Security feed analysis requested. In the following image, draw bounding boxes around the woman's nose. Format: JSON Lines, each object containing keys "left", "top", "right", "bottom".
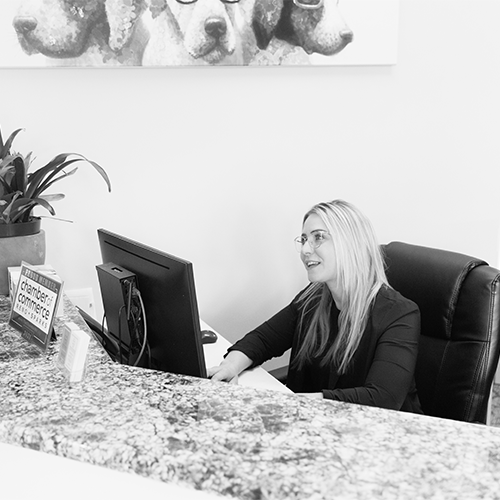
{"left": 301, "top": 239, "right": 313, "bottom": 255}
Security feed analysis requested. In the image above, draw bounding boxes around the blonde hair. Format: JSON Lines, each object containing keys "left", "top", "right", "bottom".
{"left": 293, "top": 200, "right": 388, "bottom": 374}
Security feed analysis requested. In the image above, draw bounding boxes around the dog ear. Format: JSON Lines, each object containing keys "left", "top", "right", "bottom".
{"left": 105, "top": 0, "right": 147, "bottom": 51}
{"left": 252, "top": 0, "right": 284, "bottom": 50}
{"left": 149, "top": 0, "right": 168, "bottom": 19}
{"left": 274, "top": 0, "right": 297, "bottom": 46}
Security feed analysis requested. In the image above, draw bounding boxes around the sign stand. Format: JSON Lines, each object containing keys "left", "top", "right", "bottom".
{"left": 9, "top": 262, "right": 63, "bottom": 352}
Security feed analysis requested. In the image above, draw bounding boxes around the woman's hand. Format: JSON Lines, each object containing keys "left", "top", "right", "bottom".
{"left": 207, "top": 350, "right": 253, "bottom": 383}
{"left": 207, "top": 363, "right": 240, "bottom": 383}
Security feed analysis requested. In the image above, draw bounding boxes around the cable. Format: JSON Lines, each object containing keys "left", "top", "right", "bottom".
{"left": 133, "top": 289, "right": 148, "bottom": 367}
{"left": 126, "top": 280, "right": 133, "bottom": 321}
{"left": 117, "top": 305, "right": 126, "bottom": 364}
{"left": 101, "top": 312, "right": 106, "bottom": 338}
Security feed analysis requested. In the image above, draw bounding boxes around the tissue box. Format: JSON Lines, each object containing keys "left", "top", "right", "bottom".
{"left": 56, "top": 322, "right": 91, "bottom": 383}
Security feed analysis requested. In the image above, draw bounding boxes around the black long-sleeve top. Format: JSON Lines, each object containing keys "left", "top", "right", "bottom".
{"left": 229, "top": 284, "right": 422, "bottom": 413}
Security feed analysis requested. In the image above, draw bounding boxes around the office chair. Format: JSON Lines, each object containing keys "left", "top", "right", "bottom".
{"left": 269, "top": 242, "right": 500, "bottom": 424}
{"left": 384, "top": 241, "right": 500, "bottom": 424}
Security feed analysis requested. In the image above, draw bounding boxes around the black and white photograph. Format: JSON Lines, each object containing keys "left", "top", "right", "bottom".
{"left": 1, "top": 1, "right": 500, "bottom": 499}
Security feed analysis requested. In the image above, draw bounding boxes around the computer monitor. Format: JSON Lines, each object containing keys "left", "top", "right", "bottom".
{"left": 97, "top": 228, "right": 207, "bottom": 378}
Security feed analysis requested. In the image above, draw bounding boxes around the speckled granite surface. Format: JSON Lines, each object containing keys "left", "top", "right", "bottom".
{"left": 490, "top": 383, "right": 500, "bottom": 427}
{"left": 2, "top": 296, "right": 500, "bottom": 500}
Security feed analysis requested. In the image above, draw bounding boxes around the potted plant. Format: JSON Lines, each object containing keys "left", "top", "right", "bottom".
{"left": 0, "top": 126, "right": 111, "bottom": 294}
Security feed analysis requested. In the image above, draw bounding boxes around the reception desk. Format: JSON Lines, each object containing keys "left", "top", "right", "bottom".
{"left": 2, "top": 296, "right": 500, "bottom": 499}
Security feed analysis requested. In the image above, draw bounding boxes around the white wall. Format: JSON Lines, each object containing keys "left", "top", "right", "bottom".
{"left": 2, "top": 0, "right": 499, "bottom": 370}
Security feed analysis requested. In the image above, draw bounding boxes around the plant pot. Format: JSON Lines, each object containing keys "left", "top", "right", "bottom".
{"left": 0, "top": 228, "right": 46, "bottom": 296}
{"left": 0, "top": 217, "right": 42, "bottom": 238}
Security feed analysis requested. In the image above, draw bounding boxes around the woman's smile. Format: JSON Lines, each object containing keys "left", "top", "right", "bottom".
{"left": 304, "top": 259, "right": 321, "bottom": 270}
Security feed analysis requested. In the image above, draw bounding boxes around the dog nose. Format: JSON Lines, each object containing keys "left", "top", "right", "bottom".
{"left": 13, "top": 16, "right": 38, "bottom": 34}
{"left": 205, "top": 17, "right": 226, "bottom": 39}
{"left": 341, "top": 30, "right": 354, "bottom": 44}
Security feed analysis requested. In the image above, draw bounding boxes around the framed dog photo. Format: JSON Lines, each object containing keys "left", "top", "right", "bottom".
{"left": 0, "top": 0, "right": 399, "bottom": 68}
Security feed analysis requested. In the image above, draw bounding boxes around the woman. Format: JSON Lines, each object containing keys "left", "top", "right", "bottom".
{"left": 208, "top": 200, "right": 422, "bottom": 413}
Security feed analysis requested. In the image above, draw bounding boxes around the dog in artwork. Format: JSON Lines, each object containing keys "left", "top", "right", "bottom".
{"left": 12, "top": 0, "right": 150, "bottom": 66}
{"left": 252, "top": 0, "right": 353, "bottom": 61}
{"left": 275, "top": 0, "right": 353, "bottom": 56}
{"left": 143, "top": 0, "right": 261, "bottom": 65}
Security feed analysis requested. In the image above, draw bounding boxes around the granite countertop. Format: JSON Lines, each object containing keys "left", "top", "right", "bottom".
{"left": 2, "top": 296, "right": 500, "bottom": 500}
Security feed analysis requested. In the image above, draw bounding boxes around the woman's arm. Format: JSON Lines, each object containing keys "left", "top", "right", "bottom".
{"left": 208, "top": 295, "right": 301, "bottom": 383}
{"left": 225, "top": 299, "right": 300, "bottom": 368}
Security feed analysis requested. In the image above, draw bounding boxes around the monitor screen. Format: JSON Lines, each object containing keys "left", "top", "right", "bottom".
{"left": 97, "top": 228, "right": 207, "bottom": 378}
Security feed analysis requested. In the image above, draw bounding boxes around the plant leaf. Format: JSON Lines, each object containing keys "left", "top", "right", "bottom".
{"left": 1, "top": 192, "right": 22, "bottom": 223}
{"left": 86, "top": 158, "right": 112, "bottom": 192}
{"left": 0, "top": 178, "right": 10, "bottom": 198}
{"left": 24, "top": 153, "right": 74, "bottom": 190}
{"left": 26, "top": 157, "right": 81, "bottom": 199}
{"left": 0, "top": 166, "right": 14, "bottom": 192}
{"left": 24, "top": 152, "right": 33, "bottom": 172}
{"left": 33, "top": 167, "right": 79, "bottom": 196}
{"left": 0, "top": 179, "right": 7, "bottom": 196}
{"left": 39, "top": 193, "right": 65, "bottom": 202}
{"left": 9, "top": 196, "right": 56, "bottom": 223}
{"left": 4, "top": 148, "right": 110, "bottom": 223}
{"left": 1, "top": 154, "right": 25, "bottom": 194}
{"left": 11, "top": 156, "right": 26, "bottom": 193}
{"left": 23, "top": 197, "right": 57, "bottom": 219}
{"left": 39, "top": 215, "right": 74, "bottom": 223}
{"left": 30, "top": 153, "right": 111, "bottom": 195}
{"left": 0, "top": 154, "right": 18, "bottom": 169}
{"left": 0, "top": 128, "right": 24, "bottom": 160}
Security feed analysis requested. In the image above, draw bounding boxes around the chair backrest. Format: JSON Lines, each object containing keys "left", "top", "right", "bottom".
{"left": 383, "top": 241, "right": 500, "bottom": 423}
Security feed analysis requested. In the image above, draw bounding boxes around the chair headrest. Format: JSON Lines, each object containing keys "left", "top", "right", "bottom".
{"left": 383, "top": 241, "right": 487, "bottom": 339}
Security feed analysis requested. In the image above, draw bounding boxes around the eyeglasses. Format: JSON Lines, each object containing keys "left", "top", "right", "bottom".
{"left": 294, "top": 231, "right": 330, "bottom": 252}
{"left": 176, "top": 0, "right": 240, "bottom": 4}
{"left": 292, "top": 0, "right": 325, "bottom": 10}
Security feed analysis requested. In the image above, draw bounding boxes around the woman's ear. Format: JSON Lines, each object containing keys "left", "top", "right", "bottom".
{"left": 252, "top": 0, "right": 285, "bottom": 49}
{"left": 105, "top": 0, "right": 147, "bottom": 51}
